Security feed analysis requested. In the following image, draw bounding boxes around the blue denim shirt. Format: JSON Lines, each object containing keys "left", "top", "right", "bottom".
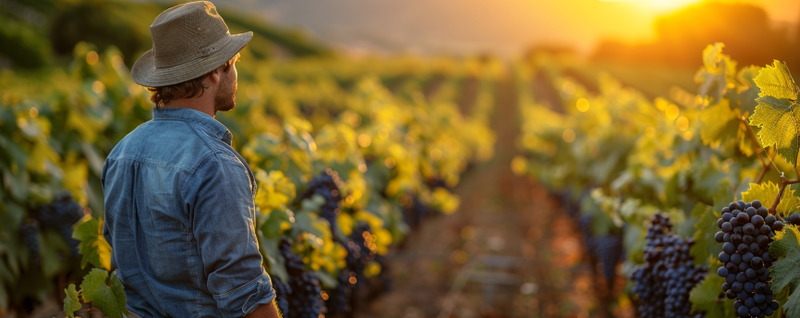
{"left": 101, "top": 107, "right": 274, "bottom": 318}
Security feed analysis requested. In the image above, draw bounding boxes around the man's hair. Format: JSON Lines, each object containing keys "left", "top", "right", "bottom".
{"left": 148, "top": 54, "right": 240, "bottom": 108}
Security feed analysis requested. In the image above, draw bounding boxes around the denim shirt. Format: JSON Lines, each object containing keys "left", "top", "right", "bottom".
{"left": 101, "top": 107, "right": 274, "bottom": 318}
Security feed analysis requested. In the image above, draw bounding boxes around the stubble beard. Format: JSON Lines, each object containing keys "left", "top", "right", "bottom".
{"left": 214, "top": 74, "right": 236, "bottom": 113}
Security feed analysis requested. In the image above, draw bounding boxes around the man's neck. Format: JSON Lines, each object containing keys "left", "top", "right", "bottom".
{"left": 162, "top": 97, "right": 216, "bottom": 118}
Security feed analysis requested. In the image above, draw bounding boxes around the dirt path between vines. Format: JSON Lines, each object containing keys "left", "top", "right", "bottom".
{"left": 356, "top": 69, "right": 605, "bottom": 318}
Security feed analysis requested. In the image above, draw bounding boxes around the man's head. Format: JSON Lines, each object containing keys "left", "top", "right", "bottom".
{"left": 147, "top": 52, "right": 240, "bottom": 111}
{"left": 130, "top": 1, "right": 251, "bottom": 113}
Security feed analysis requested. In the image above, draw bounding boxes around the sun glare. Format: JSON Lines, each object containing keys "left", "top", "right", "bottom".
{"left": 600, "top": 0, "right": 703, "bottom": 12}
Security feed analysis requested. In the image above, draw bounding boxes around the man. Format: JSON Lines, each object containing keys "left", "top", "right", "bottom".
{"left": 101, "top": 2, "right": 281, "bottom": 317}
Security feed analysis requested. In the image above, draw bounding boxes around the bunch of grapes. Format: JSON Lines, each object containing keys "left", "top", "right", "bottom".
{"left": 30, "top": 191, "right": 85, "bottom": 255}
{"left": 279, "top": 238, "right": 325, "bottom": 318}
{"left": 19, "top": 221, "right": 40, "bottom": 263}
{"left": 271, "top": 277, "right": 291, "bottom": 316}
{"left": 324, "top": 272, "right": 351, "bottom": 316}
{"left": 302, "top": 170, "right": 343, "bottom": 232}
{"left": 715, "top": 200, "right": 781, "bottom": 317}
{"left": 403, "top": 196, "right": 430, "bottom": 230}
{"left": 346, "top": 222, "right": 376, "bottom": 289}
{"left": 593, "top": 234, "right": 624, "bottom": 289}
{"left": 631, "top": 212, "right": 707, "bottom": 318}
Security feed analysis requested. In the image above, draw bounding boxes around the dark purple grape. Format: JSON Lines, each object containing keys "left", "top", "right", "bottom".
{"left": 715, "top": 231, "right": 726, "bottom": 243}
{"left": 790, "top": 213, "right": 800, "bottom": 225}
{"left": 751, "top": 214, "right": 765, "bottom": 227}
{"left": 723, "top": 212, "right": 733, "bottom": 222}
{"left": 758, "top": 206, "right": 769, "bottom": 218}
{"left": 737, "top": 213, "right": 750, "bottom": 224}
{"left": 723, "top": 242, "right": 736, "bottom": 254}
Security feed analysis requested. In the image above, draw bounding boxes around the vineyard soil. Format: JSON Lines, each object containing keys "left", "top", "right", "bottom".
{"left": 354, "top": 76, "right": 631, "bottom": 318}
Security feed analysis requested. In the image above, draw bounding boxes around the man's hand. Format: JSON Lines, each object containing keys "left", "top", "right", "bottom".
{"left": 245, "top": 299, "right": 283, "bottom": 318}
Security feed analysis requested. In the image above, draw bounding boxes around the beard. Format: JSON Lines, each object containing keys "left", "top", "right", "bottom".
{"left": 214, "top": 73, "right": 237, "bottom": 113}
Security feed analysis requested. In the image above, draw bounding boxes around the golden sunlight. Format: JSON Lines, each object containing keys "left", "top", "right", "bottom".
{"left": 600, "top": 0, "right": 703, "bottom": 12}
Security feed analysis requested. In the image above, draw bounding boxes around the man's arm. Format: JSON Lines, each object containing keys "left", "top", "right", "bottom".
{"left": 245, "top": 300, "right": 282, "bottom": 318}
{"left": 184, "top": 154, "right": 276, "bottom": 318}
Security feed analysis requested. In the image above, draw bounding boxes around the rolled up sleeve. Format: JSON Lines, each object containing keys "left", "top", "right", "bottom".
{"left": 184, "top": 154, "right": 275, "bottom": 317}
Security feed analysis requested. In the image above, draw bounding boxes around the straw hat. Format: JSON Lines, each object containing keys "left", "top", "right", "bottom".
{"left": 131, "top": 1, "right": 252, "bottom": 87}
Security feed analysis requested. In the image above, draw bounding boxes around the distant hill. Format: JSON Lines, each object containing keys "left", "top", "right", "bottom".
{"left": 0, "top": 0, "right": 332, "bottom": 69}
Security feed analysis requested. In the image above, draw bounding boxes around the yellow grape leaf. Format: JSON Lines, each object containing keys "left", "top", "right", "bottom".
{"left": 702, "top": 43, "right": 727, "bottom": 75}
{"left": 700, "top": 99, "right": 740, "bottom": 148}
{"left": 749, "top": 60, "right": 800, "bottom": 164}
{"left": 741, "top": 181, "right": 800, "bottom": 216}
{"left": 754, "top": 60, "right": 799, "bottom": 100}
{"left": 254, "top": 169, "right": 296, "bottom": 213}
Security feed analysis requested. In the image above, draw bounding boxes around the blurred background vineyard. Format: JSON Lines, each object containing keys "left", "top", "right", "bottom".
{"left": 3, "top": 0, "right": 800, "bottom": 317}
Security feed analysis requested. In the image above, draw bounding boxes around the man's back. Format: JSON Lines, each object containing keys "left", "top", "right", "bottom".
{"left": 102, "top": 107, "right": 274, "bottom": 317}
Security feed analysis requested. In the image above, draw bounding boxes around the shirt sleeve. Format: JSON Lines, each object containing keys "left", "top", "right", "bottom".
{"left": 183, "top": 154, "right": 275, "bottom": 318}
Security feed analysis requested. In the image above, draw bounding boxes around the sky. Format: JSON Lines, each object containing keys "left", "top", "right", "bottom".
{"left": 213, "top": 0, "right": 800, "bottom": 56}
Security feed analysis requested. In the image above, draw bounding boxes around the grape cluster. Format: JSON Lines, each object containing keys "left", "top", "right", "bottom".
{"left": 279, "top": 238, "right": 325, "bottom": 318}
{"left": 19, "top": 221, "right": 40, "bottom": 263}
{"left": 631, "top": 213, "right": 707, "bottom": 318}
{"left": 325, "top": 272, "right": 351, "bottom": 316}
{"left": 302, "top": 170, "right": 342, "bottom": 231}
{"left": 403, "top": 196, "right": 430, "bottom": 230}
{"left": 30, "top": 192, "right": 85, "bottom": 255}
{"left": 271, "top": 277, "right": 291, "bottom": 316}
{"left": 346, "top": 222, "right": 375, "bottom": 289}
{"left": 715, "top": 200, "right": 781, "bottom": 317}
{"left": 594, "top": 234, "right": 624, "bottom": 289}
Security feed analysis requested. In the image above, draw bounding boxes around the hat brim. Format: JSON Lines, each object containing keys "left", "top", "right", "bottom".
{"left": 131, "top": 31, "right": 253, "bottom": 87}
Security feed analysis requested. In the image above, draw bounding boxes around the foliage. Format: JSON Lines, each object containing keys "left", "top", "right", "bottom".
{"left": 0, "top": 36, "right": 496, "bottom": 313}
{"left": 518, "top": 43, "right": 800, "bottom": 316}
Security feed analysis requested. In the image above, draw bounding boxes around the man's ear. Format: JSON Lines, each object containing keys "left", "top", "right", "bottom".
{"left": 208, "top": 67, "right": 222, "bottom": 84}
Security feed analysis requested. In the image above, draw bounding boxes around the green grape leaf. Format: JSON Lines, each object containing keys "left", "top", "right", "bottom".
{"left": 72, "top": 215, "right": 112, "bottom": 270}
{"left": 741, "top": 181, "right": 800, "bottom": 216}
{"left": 700, "top": 99, "right": 740, "bottom": 148}
{"left": 79, "top": 269, "right": 127, "bottom": 318}
{"left": 63, "top": 284, "right": 82, "bottom": 318}
{"left": 770, "top": 225, "right": 800, "bottom": 317}
{"left": 691, "top": 204, "right": 721, "bottom": 266}
{"left": 690, "top": 257, "right": 734, "bottom": 318}
{"left": 713, "top": 180, "right": 735, "bottom": 213}
{"left": 749, "top": 60, "right": 800, "bottom": 165}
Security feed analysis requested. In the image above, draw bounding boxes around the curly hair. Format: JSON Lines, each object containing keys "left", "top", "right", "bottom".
{"left": 147, "top": 54, "right": 239, "bottom": 108}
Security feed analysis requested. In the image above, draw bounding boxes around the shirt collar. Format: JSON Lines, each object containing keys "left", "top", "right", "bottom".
{"left": 152, "top": 107, "right": 233, "bottom": 145}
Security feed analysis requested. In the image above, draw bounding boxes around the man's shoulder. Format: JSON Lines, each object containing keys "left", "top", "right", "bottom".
{"left": 106, "top": 120, "right": 228, "bottom": 173}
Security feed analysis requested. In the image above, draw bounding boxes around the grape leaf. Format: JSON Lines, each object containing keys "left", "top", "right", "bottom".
{"left": 690, "top": 257, "right": 734, "bottom": 318}
{"left": 741, "top": 181, "right": 800, "bottom": 216}
{"left": 63, "top": 283, "right": 82, "bottom": 318}
{"left": 700, "top": 99, "right": 740, "bottom": 148}
{"left": 72, "top": 215, "right": 112, "bottom": 270}
{"left": 754, "top": 60, "right": 799, "bottom": 100}
{"left": 748, "top": 60, "right": 800, "bottom": 165}
{"left": 690, "top": 204, "right": 721, "bottom": 267}
{"left": 769, "top": 225, "right": 800, "bottom": 317}
{"left": 79, "top": 268, "right": 127, "bottom": 318}
{"left": 696, "top": 43, "right": 738, "bottom": 102}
